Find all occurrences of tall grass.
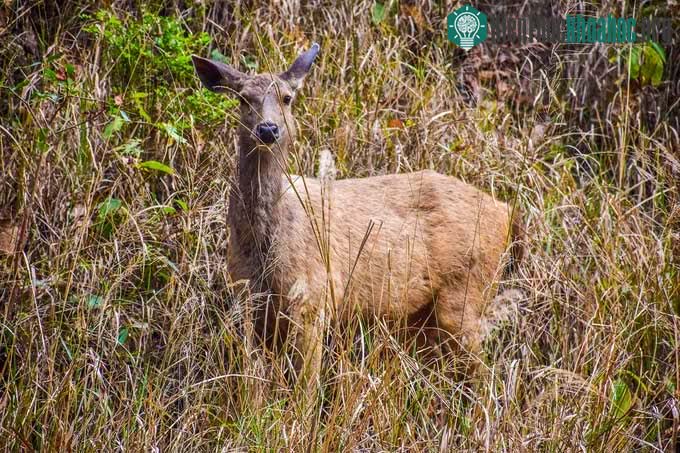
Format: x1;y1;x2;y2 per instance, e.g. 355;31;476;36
0;1;678;450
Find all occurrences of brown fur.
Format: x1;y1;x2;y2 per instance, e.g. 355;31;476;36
192;46;523;386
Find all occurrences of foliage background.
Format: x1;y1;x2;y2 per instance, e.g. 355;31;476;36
0;0;678;450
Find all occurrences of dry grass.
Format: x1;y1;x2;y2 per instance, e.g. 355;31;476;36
1;0;678;451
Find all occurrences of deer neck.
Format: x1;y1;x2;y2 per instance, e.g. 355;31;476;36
229;133;289;261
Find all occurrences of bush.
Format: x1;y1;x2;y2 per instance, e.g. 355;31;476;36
85;9;237;132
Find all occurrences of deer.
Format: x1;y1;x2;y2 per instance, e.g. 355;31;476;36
191;43;524;390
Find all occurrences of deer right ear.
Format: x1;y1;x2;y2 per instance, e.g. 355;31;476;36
191;55;246;93
281;43;320;91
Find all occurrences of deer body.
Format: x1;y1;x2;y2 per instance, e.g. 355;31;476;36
192;44;522;385
230;167;511;319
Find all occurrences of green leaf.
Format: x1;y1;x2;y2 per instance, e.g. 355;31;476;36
174;199;189;211
648;41;666;63
161;206;176;215
161;123;187;144
114;139;143;157
117;327;129;345
132;92;152;123
612;379;632;418
87;295;103;308
242;55;258;71
372;2;386;25
138;160;175;175
37;128;49;153
626;46;641;80
210;49;228;63
104;115;124;139
44;68;57;82
97;197;122;221
641;43;664;86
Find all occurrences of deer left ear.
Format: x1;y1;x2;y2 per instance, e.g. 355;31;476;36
192;55;247;94
281;43;320;91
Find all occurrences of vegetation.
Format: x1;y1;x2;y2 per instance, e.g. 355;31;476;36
0;1;677;450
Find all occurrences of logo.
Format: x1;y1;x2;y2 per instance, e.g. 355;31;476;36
448;5;488;51
446;7;673;47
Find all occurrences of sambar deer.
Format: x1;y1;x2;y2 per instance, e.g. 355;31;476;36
192;43;523;387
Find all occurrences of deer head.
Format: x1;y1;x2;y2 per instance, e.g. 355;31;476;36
192;43;320;148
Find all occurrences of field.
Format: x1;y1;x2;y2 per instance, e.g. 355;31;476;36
0;1;678;451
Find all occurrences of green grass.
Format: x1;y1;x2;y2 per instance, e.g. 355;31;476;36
0;1;678;451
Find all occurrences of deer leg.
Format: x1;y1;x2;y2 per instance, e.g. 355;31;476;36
431;285;485;374
288;296;326;397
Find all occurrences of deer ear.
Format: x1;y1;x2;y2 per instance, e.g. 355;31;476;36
192;55;246;93
281;43;320;90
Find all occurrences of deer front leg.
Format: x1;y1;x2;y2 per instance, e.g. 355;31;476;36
288;282;326;398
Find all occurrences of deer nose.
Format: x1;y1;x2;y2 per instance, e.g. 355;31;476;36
256;122;280;144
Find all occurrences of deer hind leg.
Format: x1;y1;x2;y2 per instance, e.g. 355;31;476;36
430;284;485;374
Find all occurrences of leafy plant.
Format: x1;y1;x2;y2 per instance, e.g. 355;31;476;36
117;327;129;345
611;378;633;418
84;9;236;128
87;295;104;309
372;2;387;25
371;0;398;25
618;42;666;86
96;197;125;237
138;160;174;175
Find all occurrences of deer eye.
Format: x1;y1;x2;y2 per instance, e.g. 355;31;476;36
282;94;292;105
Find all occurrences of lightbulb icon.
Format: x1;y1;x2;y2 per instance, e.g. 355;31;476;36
455;13;480;50
447;5;487;51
